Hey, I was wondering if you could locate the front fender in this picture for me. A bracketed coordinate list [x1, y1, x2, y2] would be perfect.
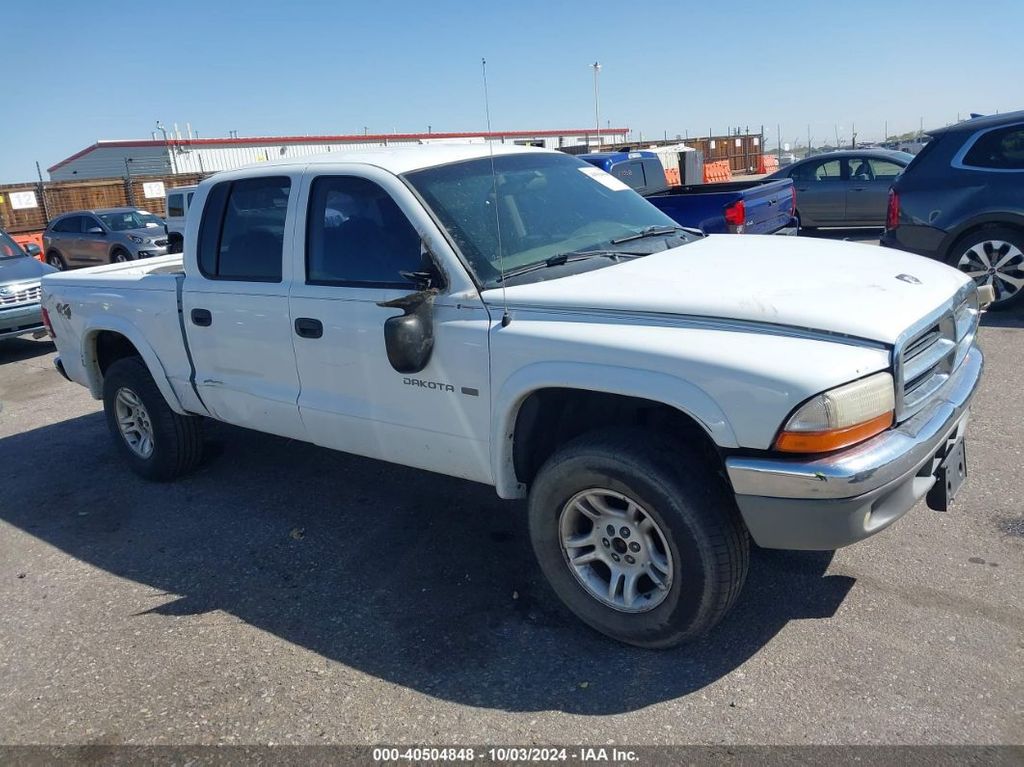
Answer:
[81, 317, 186, 414]
[491, 361, 738, 499]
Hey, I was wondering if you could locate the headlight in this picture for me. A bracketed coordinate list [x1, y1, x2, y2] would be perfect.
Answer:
[775, 372, 895, 453]
[128, 235, 144, 244]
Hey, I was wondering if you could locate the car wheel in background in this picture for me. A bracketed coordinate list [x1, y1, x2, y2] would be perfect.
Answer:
[46, 251, 67, 270]
[947, 227, 1024, 310]
[527, 428, 749, 648]
[111, 248, 134, 264]
[102, 356, 204, 481]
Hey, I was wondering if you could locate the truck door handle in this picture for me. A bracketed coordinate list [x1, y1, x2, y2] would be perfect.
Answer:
[850, 187, 866, 192]
[294, 317, 323, 339]
[191, 308, 212, 327]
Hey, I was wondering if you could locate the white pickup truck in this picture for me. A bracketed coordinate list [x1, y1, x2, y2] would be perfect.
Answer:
[41, 144, 985, 648]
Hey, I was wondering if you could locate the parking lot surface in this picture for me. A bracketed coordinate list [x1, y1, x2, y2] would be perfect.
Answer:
[1, 310, 1021, 746]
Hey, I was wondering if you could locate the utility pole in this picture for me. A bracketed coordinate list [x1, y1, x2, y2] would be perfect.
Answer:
[35, 161, 49, 223]
[777, 124, 782, 162]
[851, 122, 857, 149]
[591, 62, 602, 146]
[807, 125, 811, 156]
[124, 158, 136, 206]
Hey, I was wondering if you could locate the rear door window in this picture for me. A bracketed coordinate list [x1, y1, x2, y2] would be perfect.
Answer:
[794, 159, 843, 182]
[962, 124, 1024, 170]
[198, 176, 291, 282]
[53, 216, 81, 233]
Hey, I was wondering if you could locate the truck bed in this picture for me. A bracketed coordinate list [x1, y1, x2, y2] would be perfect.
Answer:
[41, 254, 194, 408]
[646, 178, 795, 235]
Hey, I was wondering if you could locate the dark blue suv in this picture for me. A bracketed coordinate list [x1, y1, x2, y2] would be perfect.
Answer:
[881, 110, 1024, 309]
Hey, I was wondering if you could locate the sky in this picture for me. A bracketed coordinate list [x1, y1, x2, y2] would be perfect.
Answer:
[2, 0, 1021, 183]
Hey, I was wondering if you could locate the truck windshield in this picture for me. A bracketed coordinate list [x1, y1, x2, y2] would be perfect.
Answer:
[0, 230, 26, 260]
[98, 210, 165, 231]
[404, 152, 688, 287]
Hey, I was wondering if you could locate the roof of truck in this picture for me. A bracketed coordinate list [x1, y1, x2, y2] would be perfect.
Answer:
[260, 142, 552, 175]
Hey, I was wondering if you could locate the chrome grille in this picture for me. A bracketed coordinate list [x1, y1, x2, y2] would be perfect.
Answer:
[895, 285, 979, 421]
[0, 283, 41, 307]
[154, 238, 168, 247]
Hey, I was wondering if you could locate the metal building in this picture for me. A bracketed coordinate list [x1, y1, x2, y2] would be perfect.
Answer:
[47, 128, 630, 181]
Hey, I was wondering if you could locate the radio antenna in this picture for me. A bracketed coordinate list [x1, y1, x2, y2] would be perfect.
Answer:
[482, 57, 510, 327]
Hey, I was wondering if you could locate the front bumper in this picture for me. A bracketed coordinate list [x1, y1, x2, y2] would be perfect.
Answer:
[0, 303, 45, 341]
[725, 345, 983, 549]
[135, 245, 169, 259]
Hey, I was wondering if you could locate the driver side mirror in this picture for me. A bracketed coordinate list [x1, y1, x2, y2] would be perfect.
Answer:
[24, 243, 41, 258]
[87, 226, 105, 235]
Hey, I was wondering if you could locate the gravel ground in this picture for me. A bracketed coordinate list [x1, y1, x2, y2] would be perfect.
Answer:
[0, 310, 1021, 747]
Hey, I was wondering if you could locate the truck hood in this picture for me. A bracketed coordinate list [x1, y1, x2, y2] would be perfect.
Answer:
[0, 255, 55, 284]
[485, 235, 971, 344]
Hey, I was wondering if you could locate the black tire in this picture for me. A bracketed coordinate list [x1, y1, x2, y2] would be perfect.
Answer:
[46, 251, 67, 270]
[527, 428, 749, 648]
[946, 226, 1024, 311]
[110, 248, 134, 264]
[168, 234, 183, 254]
[102, 356, 203, 481]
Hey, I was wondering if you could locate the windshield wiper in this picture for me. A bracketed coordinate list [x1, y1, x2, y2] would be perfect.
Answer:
[610, 225, 702, 244]
[496, 250, 643, 283]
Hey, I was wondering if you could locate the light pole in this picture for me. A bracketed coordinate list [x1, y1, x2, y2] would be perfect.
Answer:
[591, 62, 601, 147]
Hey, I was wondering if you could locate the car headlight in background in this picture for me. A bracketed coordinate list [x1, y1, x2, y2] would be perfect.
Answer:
[127, 235, 145, 244]
[774, 372, 895, 453]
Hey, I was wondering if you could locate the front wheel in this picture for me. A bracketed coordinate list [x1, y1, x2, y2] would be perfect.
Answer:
[102, 356, 203, 481]
[111, 248, 134, 264]
[947, 227, 1024, 310]
[527, 429, 749, 648]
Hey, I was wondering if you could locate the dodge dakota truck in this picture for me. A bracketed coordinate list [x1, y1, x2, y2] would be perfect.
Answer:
[41, 145, 985, 648]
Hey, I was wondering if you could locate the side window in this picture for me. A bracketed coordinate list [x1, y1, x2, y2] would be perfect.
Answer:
[53, 216, 81, 233]
[963, 124, 1024, 170]
[186, 192, 194, 208]
[866, 158, 904, 180]
[306, 176, 422, 287]
[812, 159, 843, 181]
[82, 216, 102, 233]
[197, 176, 290, 282]
[167, 194, 185, 218]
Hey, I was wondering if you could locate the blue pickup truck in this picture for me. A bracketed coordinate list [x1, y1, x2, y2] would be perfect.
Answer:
[581, 151, 798, 235]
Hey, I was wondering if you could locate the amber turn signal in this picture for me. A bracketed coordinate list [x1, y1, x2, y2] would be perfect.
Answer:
[775, 411, 894, 453]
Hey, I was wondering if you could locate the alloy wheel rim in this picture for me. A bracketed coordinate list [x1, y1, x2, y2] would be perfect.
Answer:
[114, 387, 155, 458]
[558, 488, 674, 613]
[957, 239, 1024, 303]
[115, 252, 130, 262]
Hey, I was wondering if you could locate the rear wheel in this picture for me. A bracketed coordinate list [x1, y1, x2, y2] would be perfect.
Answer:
[46, 251, 67, 270]
[527, 428, 749, 648]
[947, 227, 1024, 310]
[102, 357, 203, 481]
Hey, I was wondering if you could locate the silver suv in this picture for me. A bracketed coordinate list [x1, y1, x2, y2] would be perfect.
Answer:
[43, 208, 169, 270]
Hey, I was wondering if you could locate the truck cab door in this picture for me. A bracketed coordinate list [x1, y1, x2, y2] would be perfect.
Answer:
[181, 172, 307, 441]
[287, 167, 493, 483]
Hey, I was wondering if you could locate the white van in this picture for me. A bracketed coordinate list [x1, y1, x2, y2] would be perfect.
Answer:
[164, 185, 197, 253]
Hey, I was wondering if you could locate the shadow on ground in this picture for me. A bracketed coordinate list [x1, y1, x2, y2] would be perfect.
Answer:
[2, 411, 854, 715]
[0, 337, 55, 366]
